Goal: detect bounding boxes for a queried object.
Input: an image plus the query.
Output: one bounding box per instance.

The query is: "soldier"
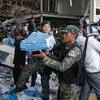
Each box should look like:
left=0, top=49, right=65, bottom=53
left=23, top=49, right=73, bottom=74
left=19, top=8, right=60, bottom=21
left=39, top=25, right=81, bottom=100
left=16, top=21, right=56, bottom=100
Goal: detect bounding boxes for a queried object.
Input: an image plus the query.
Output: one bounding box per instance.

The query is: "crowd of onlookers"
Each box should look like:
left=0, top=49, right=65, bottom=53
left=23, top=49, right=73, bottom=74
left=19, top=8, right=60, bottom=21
left=0, top=19, right=100, bottom=100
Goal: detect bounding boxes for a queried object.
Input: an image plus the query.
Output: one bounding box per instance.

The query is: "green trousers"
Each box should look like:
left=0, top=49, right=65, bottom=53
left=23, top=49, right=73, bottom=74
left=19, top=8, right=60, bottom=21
left=17, top=58, right=52, bottom=100
left=58, top=81, right=80, bottom=100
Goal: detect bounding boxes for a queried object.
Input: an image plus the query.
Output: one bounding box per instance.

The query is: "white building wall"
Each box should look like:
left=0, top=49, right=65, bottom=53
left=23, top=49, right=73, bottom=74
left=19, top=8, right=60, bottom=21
left=90, top=0, right=96, bottom=23
left=90, top=0, right=100, bottom=23
left=96, top=0, right=100, bottom=22
left=96, top=0, right=100, bottom=8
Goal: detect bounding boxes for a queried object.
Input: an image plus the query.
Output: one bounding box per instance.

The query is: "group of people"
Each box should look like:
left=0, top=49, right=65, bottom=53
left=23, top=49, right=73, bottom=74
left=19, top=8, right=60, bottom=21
left=12, top=20, right=100, bottom=100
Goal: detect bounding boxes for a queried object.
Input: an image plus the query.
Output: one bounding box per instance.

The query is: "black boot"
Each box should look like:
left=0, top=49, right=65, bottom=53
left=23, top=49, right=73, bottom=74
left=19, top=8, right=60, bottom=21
left=42, top=97, right=49, bottom=100
left=42, top=98, right=49, bottom=100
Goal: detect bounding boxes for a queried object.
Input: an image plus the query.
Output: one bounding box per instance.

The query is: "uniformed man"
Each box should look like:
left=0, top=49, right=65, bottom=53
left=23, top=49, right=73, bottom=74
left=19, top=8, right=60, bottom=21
left=16, top=21, right=56, bottom=100
left=39, top=25, right=81, bottom=100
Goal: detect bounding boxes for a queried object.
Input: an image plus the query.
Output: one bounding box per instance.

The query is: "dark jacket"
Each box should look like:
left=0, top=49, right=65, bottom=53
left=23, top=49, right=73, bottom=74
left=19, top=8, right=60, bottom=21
left=13, top=38, right=26, bottom=65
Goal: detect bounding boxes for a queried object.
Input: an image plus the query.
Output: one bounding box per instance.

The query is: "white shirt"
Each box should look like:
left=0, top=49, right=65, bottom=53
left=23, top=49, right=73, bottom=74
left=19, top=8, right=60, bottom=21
left=46, top=35, right=56, bottom=51
left=76, top=36, right=100, bottom=73
left=24, top=25, right=29, bottom=35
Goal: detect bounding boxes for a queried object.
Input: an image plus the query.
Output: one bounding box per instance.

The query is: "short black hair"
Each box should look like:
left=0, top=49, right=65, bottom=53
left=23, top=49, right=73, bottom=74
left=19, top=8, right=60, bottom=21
left=15, top=29, right=27, bottom=38
left=41, top=21, right=51, bottom=27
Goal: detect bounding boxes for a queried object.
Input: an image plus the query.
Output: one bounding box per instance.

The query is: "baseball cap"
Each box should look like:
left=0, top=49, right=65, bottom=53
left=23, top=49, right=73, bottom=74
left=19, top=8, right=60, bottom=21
left=60, top=25, right=79, bottom=36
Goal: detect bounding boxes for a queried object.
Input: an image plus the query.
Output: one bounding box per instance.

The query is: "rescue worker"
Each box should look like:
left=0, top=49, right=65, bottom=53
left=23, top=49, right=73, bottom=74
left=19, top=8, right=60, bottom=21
left=38, top=25, right=81, bottom=100
left=16, top=21, right=56, bottom=100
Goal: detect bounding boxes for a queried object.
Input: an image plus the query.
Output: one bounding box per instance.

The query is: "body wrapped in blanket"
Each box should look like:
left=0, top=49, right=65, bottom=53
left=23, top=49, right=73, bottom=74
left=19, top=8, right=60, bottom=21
left=20, top=31, right=55, bottom=52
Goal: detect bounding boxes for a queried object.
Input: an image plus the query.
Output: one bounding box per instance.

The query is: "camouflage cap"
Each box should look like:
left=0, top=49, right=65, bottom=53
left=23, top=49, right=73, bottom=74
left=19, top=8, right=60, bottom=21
left=60, top=25, right=79, bottom=35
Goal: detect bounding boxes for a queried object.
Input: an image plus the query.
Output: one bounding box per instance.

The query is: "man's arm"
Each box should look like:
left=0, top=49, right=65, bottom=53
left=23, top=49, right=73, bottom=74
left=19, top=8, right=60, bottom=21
left=43, top=47, right=81, bottom=72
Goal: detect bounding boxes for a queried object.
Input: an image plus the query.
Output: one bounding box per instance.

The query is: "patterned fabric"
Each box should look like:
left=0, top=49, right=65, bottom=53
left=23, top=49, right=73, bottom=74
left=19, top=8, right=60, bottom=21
left=20, top=31, right=55, bottom=52
left=43, top=42, right=81, bottom=100
left=59, top=82, right=80, bottom=100
left=20, top=31, right=48, bottom=51
left=43, top=43, right=81, bottom=72
left=60, top=25, right=79, bottom=36
left=17, top=59, right=52, bottom=100
left=65, top=25, right=79, bottom=35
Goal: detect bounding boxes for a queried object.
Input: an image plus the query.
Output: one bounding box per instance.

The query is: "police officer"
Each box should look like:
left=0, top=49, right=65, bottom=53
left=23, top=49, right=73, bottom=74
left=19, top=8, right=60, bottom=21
left=39, top=25, right=81, bottom=100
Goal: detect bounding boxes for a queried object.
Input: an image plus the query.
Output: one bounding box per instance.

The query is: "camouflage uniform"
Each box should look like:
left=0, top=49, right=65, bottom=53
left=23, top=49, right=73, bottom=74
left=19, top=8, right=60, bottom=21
left=17, top=57, right=52, bottom=100
left=43, top=25, right=81, bottom=100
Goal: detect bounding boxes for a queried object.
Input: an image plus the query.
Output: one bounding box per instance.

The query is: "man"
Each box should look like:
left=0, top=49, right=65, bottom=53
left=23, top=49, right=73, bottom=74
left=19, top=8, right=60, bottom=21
left=39, top=25, right=81, bottom=100
left=17, top=21, right=56, bottom=100
left=76, top=26, right=100, bottom=100
left=13, top=31, right=27, bottom=84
